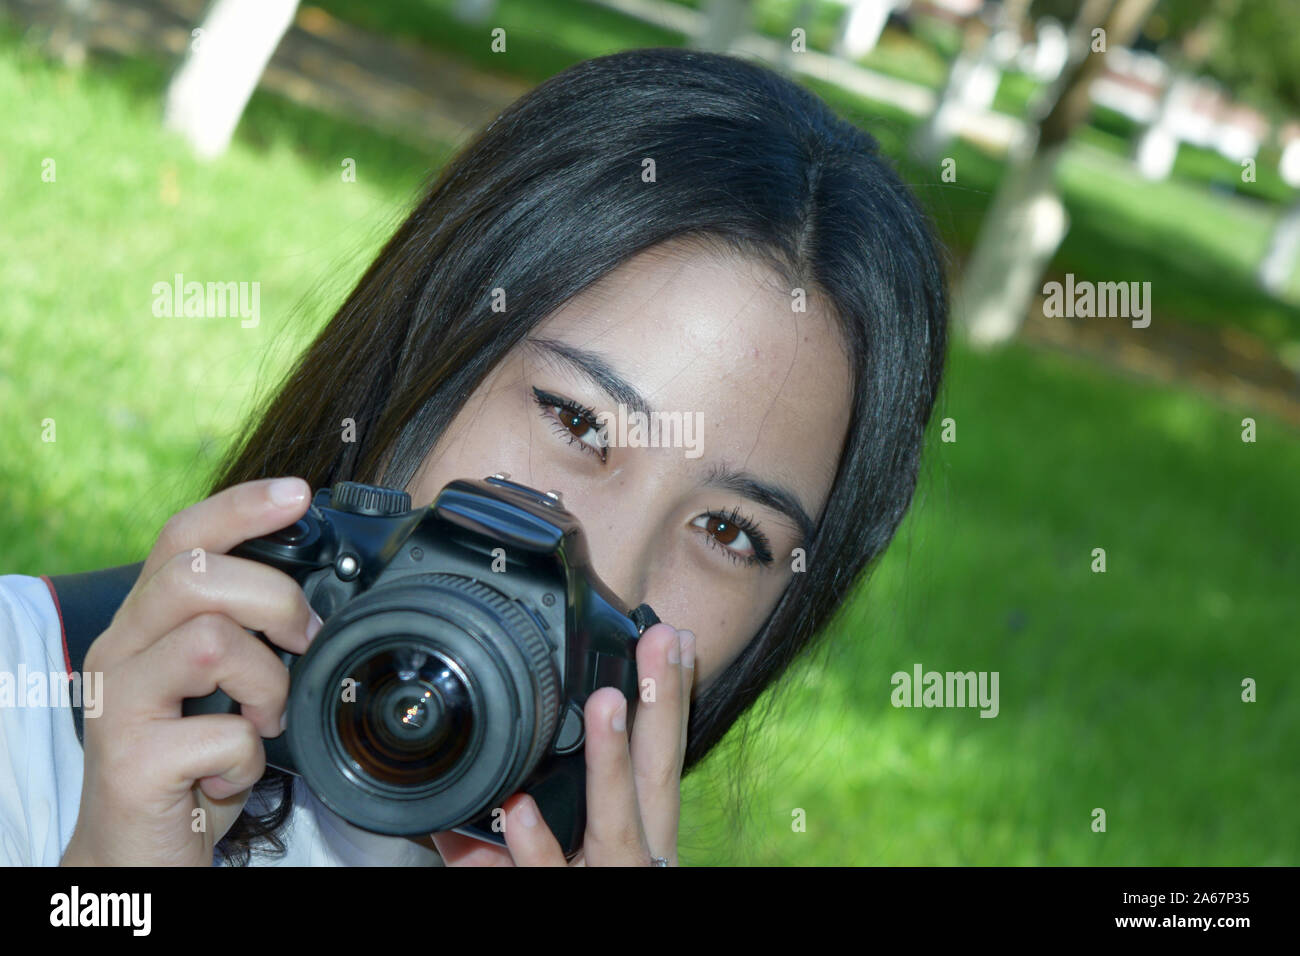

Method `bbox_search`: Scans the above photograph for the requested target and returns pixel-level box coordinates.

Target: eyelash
[533,387,607,462]
[530,387,775,568]
[696,506,774,568]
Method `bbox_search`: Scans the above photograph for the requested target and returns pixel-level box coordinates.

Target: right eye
[532,387,607,462]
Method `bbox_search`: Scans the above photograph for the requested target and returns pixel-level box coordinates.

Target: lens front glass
[335,643,474,788]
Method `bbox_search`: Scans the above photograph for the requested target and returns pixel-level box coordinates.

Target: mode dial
[328,481,412,516]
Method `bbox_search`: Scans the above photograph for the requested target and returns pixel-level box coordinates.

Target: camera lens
[336,644,473,787]
[285,573,561,835]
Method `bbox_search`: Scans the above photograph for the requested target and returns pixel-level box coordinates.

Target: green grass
[316,0,1300,349]
[799,77,1300,348]
[0,27,436,572]
[1054,147,1300,337]
[665,0,961,85]
[680,341,1300,864]
[313,0,684,84]
[1079,105,1297,207]
[1,18,1297,865]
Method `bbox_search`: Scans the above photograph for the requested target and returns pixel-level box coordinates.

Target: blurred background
[1,0,1296,864]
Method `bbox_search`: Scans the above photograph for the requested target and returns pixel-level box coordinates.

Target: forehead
[529,238,853,510]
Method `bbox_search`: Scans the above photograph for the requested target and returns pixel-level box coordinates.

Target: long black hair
[208,46,948,864]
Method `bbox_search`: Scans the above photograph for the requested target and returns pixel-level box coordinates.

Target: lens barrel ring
[284,573,562,835]
[418,574,561,782]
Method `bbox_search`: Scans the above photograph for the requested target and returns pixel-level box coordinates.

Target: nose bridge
[567,464,667,609]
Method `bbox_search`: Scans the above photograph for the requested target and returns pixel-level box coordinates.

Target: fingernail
[678,629,696,670]
[611,696,627,733]
[280,710,289,733]
[517,797,539,828]
[270,477,308,508]
[667,628,681,665]
[306,610,324,643]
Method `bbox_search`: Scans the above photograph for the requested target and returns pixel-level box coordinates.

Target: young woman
[0,46,947,866]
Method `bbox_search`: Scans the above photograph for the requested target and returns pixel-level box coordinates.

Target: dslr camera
[182,475,659,858]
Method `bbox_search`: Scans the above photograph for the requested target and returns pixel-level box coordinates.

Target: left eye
[691,513,756,559]
[534,388,607,461]
[556,408,605,452]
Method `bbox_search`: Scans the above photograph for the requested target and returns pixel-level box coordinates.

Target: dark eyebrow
[526,335,818,548]
[704,462,816,550]
[526,337,654,420]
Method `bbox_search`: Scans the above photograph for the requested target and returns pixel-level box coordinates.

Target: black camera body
[182,475,659,858]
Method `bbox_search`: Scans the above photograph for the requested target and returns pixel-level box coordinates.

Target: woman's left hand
[429,622,695,866]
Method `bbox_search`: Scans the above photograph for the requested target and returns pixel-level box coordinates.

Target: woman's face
[407,238,852,698]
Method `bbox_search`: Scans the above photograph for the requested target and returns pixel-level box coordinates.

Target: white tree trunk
[911,0,1027,162]
[835,0,897,60]
[1022,18,1069,83]
[955,144,1070,347]
[1279,139,1300,189]
[912,43,1001,161]
[1134,73,1186,181]
[1258,199,1300,296]
[693,0,751,53]
[49,0,93,68]
[163,0,300,160]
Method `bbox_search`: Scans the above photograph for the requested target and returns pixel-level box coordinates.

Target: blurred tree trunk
[1258,199,1300,295]
[834,0,901,60]
[692,0,753,53]
[162,0,300,160]
[1134,8,1226,181]
[47,0,93,67]
[911,0,1030,162]
[1134,74,1187,181]
[956,0,1158,347]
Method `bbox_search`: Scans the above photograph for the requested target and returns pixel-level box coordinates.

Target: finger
[104,551,320,661]
[628,623,684,863]
[429,830,517,867]
[582,686,653,866]
[501,794,567,867]
[677,628,697,758]
[118,612,291,738]
[143,714,267,803]
[139,477,312,583]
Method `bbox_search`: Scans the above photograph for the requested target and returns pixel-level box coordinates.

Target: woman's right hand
[59,477,324,866]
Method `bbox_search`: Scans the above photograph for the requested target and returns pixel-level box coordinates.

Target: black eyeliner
[532,386,607,461]
[532,385,775,570]
[708,506,774,566]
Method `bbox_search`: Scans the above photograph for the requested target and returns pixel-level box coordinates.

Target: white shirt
[0,573,443,867]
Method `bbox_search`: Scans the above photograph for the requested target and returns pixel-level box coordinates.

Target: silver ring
[651,856,670,867]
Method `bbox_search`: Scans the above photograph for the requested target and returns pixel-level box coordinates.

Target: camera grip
[181,686,241,718]
[180,631,300,772]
